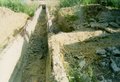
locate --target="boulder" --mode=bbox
[116,17,120,25]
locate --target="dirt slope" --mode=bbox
[0,7,29,52]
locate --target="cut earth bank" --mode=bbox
[0,7,29,52]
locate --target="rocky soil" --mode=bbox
[49,4,120,82]
[57,4,120,33]
[58,32,120,82]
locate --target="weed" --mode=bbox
[65,15,79,21]
[60,0,120,8]
[0,0,38,16]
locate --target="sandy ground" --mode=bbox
[0,7,29,52]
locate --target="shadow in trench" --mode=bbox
[10,8,48,82]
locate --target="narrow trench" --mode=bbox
[21,9,48,82]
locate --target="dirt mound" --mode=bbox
[57,4,120,33]
[0,7,14,17]
[57,4,105,32]
[0,7,29,52]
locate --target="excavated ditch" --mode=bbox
[7,4,120,82]
[12,9,48,82]
[21,9,48,82]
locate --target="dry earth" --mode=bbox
[0,7,29,52]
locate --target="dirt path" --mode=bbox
[21,9,48,82]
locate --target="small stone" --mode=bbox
[82,22,89,27]
[90,22,100,28]
[114,57,120,67]
[110,58,120,72]
[100,59,110,67]
[96,49,107,57]
[107,79,112,82]
[100,62,106,67]
[90,22,108,29]
[98,76,107,82]
[106,47,116,52]
[112,49,120,56]
[116,17,120,25]
[89,18,96,22]
[100,23,109,27]
[97,11,114,23]
[109,22,120,28]
[79,59,86,69]
[106,47,120,56]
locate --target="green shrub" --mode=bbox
[0,0,38,16]
[60,0,97,7]
[81,0,97,5]
[108,0,120,8]
[60,0,81,7]
[60,0,120,8]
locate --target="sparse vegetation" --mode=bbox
[60,0,120,8]
[65,15,79,21]
[0,0,38,16]
[60,0,81,7]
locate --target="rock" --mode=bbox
[116,17,120,25]
[114,57,120,67]
[96,49,107,57]
[98,76,107,82]
[90,22,100,28]
[107,79,112,82]
[110,58,120,72]
[90,22,108,28]
[101,23,109,27]
[99,77,112,82]
[106,47,116,53]
[97,11,115,23]
[109,22,120,28]
[106,47,120,56]
[112,49,120,56]
[100,59,110,67]
[89,18,96,22]
[100,61,106,67]
[79,59,86,69]
[79,73,91,82]
[82,22,90,27]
